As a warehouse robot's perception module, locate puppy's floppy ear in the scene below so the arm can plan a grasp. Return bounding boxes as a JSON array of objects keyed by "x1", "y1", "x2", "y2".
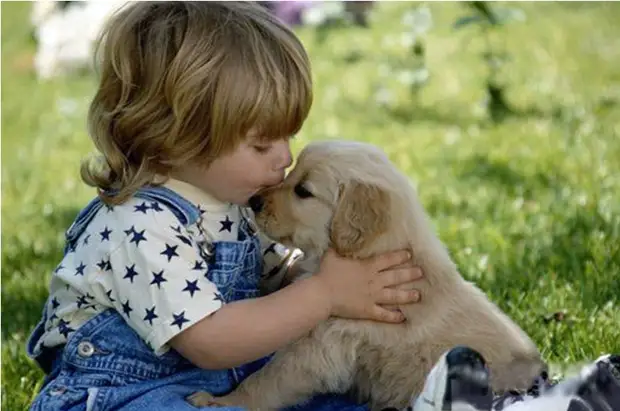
[{"x1": 330, "y1": 181, "x2": 390, "y2": 257}]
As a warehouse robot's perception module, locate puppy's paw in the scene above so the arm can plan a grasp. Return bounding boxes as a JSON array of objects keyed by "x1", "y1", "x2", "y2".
[
  {"x1": 187, "y1": 391, "x2": 224, "y2": 407},
  {"x1": 188, "y1": 391, "x2": 256, "y2": 409}
]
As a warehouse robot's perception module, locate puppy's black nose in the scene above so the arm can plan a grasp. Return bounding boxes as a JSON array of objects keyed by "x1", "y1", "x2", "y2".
[{"x1": 248, "y1": 195, "x2": 264, "y2": 213}]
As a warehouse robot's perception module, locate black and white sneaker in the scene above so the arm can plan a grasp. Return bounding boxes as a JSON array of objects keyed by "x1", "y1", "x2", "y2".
[
  {"x1": 410, "y1": 349, "x2": 620, "y2": 411},
  {"x1": 491, "y1": 370, "x2": 556, "y2": 410},
  {"x1": 562, "y1": 354, "x2": 620, "y2": 411},
  {"x1": 501, "y1": 353, "x2": 620, "y2": 411},
  {"x1": 412, "y1": 346, "x2": 493, "y2": 411}
]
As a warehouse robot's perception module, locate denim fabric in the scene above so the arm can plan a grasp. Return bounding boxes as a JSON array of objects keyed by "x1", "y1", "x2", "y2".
[{"x1": 27, "y1": 186, "x2": 369, "y2": 411}]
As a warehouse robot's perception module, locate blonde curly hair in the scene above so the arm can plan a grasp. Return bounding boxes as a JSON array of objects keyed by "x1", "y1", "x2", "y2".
[{"x1": 82, "y1": 1, "x2": 313, "y2": 205}]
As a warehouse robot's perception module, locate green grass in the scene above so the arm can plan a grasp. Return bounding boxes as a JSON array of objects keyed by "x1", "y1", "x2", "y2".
[{"x1": 2, "y1": 1, "x2": 620, "y2": 409}]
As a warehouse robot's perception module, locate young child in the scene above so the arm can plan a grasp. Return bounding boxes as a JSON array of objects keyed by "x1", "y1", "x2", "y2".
[{"x1": 25, "y1": 2, "x2": 424, "y2": 410}]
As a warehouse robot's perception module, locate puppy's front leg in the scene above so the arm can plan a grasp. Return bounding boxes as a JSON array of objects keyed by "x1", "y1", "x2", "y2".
[{"x1": 189, "y1": 333, "x2": 356, "y2": 411}]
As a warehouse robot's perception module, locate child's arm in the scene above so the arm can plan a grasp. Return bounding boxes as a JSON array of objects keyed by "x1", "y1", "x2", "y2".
[
  {"x1": 170, "y1": 273, "x2": 330, "y2": 369},
  {"x1": 169, "y1": 249, "x2": 422, "y2": 370},
  {"x1": 103, "y1": 207, "x2": 422, "y2": 371}
]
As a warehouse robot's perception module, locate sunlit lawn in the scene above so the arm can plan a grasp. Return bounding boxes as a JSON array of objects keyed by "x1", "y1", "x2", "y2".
[{"x1": 2, "y1": 2, "x2": 619, "y2": 410}]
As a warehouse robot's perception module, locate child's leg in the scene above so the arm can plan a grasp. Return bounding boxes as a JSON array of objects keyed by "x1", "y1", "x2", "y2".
[
  {"x1": 491, "y1": 370, "x2": 556, "y2": 410},
  {"x1": 109, "y1": 383, "x2": 247, "y2": 411},
  {"x1": 29, "y1": 371, "x2": 247, "y2": 411}
]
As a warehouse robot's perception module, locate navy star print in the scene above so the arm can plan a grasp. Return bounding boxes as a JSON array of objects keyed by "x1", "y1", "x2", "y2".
[
  {"x1": 160, "y1": 244, "x2": 179, "y2": 262},
  {"x1": 143, "y1": 306, "x2": 158, "y2": 325},
  {"x1": 75, "y1": 262, "x2": 86, "y2": 276},
  {"x1": 213, "y1": 292, "x2": 225, "y2": 303},
  {"x1": 106, "y1": 289, "x2": 116, "y2": 303},
  {"x1": 219, "y1": 215, "x2": 233, "y2": 232},
  {"x1": 182, "y1": 279, "x2": 201, "y2": 297},
  {"x1": 124, "y1": 264, "x2": 139, "y2": 283},
  {"x1": 97, "y1": 259, "x2": 112, "y2": 271},
  {"x1": 129, "y1": 228, "x2": 147, "y2": 246},
  {"x1": 51, "y1": 297, "x2": 60, "y2": 309},
  {"x1": 58, "y1": 319, "x2": 74, "y2": 338},
  {"x1": 171, "y1": 311, "x2": 190, "y2": 329},
  {"x1": 176, "y1": 234, "x2": 192, "y2": 247},
  {"x1": 134, "y1": 202, "x2": 149, "y2": 214},
  {"x1": 99, "y1": 226, "x2": 112, "y2": 241},
  {"x1": 150, "y1": 270, "x2": 167, "y2": 288},
  {"x1": 150, "y1": 202, "x2": 163, "y2": 212},
  {"x1": 76, "y1": 295, "x2": 91, "y2": 309},
  {"x1": 121, "y1": 299, "x2": 133, "y2": 317}
]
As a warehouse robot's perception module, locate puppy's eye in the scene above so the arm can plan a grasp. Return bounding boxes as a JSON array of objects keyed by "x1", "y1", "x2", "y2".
[{"x1": 294, "y1": 184, "x2": 314, "y2": 199}]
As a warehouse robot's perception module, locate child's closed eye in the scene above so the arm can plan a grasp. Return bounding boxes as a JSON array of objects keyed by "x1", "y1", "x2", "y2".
[{"x1": 253, "y1": 144, "x2": 272, "y2": 154}]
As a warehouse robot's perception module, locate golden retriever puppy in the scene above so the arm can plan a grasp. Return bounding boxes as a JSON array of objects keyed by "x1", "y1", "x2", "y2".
[{"x1": 188, "y1": 140, "x2": 545, "y2": 411}]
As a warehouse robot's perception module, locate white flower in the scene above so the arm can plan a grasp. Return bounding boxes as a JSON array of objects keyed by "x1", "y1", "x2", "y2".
[
  {"x1": 400, "y1": 32, "x2": 417, "y2": 49},
  {"x1": 374, "y1": 87, "x2": 394, "y2": 105},
  {"x1": 56, "y1": 98, "x2": 78, "y2": 116},
  {"x1": 302, "y1": 2, "x2": 345, "y2": 26},
  {"x1": 402, "y1": 5, "x2": 433, "y2": 35},
  {"x1": 478, "y1": 255, "x2": 489, "y2": 271},
  {"x1": 397, "y1": 68, "x2": 429, "y2": 86}
]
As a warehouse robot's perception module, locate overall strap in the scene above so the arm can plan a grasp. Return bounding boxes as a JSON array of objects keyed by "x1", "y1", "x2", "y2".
[
  {"x1": 64, "y1": 186, "x2": 202, "y2": 254},
  {"x1": 133, "y1": 186, "x2": 202, "y2": 226}
]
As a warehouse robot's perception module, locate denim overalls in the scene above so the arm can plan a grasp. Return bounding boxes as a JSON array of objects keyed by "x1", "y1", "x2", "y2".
[{"x1": 26, "y1": 186, "x2": 370, "y2": 411}]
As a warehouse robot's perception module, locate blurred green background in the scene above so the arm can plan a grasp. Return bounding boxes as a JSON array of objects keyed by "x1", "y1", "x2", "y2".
[{"x1": 2, "y1": 1, "x2": 620, "y2": 409}]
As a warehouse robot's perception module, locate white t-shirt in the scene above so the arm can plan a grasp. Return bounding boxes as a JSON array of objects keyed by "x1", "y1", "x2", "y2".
[{"x1": 33, "y1": 179, "x2": 292, "y2": 355}]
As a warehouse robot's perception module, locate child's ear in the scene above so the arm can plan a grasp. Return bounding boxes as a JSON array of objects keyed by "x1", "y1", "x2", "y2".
[{"x1": 329, "y1": 181, "x2": 390, "y2": 257}]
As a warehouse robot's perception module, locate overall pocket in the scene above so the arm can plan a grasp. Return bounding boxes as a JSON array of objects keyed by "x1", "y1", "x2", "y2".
[{"x1": 30, "y1": 375, "x2": 110, "y2": 411}]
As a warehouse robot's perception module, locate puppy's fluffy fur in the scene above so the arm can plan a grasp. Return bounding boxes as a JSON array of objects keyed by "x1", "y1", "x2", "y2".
[{"x1": 189, "y1": 141, "x2": 545, "y2": 411}]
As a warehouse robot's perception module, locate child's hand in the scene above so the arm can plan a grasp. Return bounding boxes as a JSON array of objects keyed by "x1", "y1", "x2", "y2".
[{"x1": 314, "y1": 249, "x2": 423, "y2": 323}]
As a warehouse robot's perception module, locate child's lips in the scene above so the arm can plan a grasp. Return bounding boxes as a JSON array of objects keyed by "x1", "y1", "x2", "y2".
[{"x1": 261, "y1": 178, "x2": 285, "y2": 191}]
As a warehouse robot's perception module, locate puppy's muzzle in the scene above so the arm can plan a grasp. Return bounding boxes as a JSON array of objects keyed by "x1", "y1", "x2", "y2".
[{"x1": 248, "y1": 194, "x2": 264, "y2": 213}]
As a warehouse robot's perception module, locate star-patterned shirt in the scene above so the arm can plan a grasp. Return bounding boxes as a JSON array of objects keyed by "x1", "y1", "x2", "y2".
[{"x1": 34, "y1": 178, "x2": 292, "y2": 356}]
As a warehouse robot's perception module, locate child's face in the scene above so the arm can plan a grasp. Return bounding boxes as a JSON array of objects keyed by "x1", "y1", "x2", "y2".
[{"x1": 176, "y1": 135, "x2": 293, "y2": 206}]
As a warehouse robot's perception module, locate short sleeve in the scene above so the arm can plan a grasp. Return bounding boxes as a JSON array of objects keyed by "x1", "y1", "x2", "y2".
[{"x1": 101, "y1": 209, "x2": 223, "y2": 355}]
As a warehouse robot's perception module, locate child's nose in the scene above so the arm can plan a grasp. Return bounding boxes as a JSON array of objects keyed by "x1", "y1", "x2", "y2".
[{"x1": 274, "y1": 141, "x2": 293, "y2": 171}]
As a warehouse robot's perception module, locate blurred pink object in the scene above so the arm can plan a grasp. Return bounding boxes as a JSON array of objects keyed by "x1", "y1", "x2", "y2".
[
  {"x1": 259, "y1": 1, "x2": 315, "y2": 26},
  {"x1": 259, "y1": 1, "x2": 374, "y2": 27}
]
